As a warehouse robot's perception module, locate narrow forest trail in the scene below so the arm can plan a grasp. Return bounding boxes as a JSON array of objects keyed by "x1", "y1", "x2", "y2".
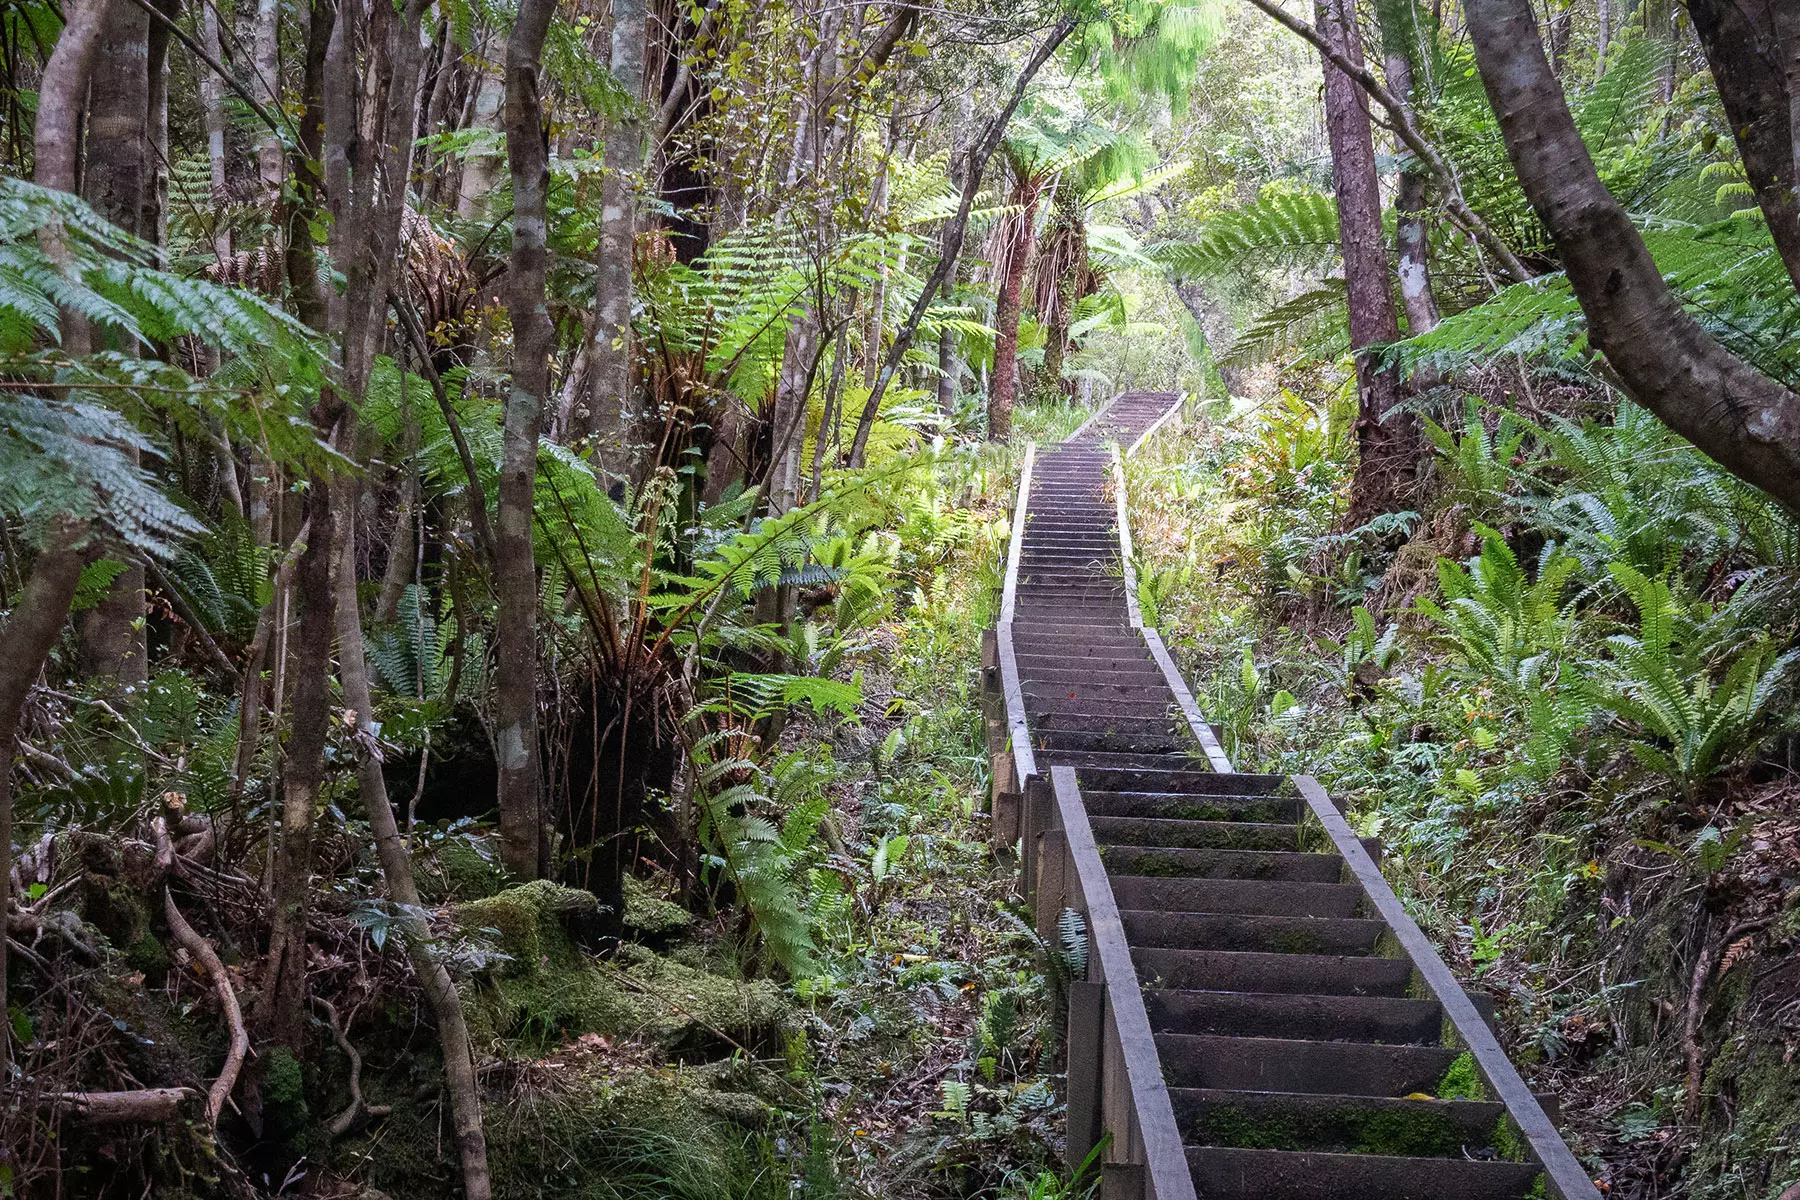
[{"x1": 989, "y1": 393, "x2": 1599, "y2": 1200}]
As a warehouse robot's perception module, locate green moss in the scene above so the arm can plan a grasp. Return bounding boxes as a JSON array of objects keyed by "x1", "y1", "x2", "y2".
[
  {"x1": 125, "y1": 930, "x2": 170, "y2": 977},
  {"x1": 262, "y1": 1046, "x2": 312, "y2": 1158},
  {"x1": 622, "y1": 875, "x2": 691, "y2": 936},
  {"x1": 1189, "y1": 1097, "x2": 1482, "y2": 1156},
  {"x1": 455, "y1": 883, "x2": 787, "y2": 1054},
  {"x1": 1687, "y1": 1036, "x2": 1800, "y2": 1198},
  {"x1": 1437, "y1": 1052, "x2": 1487, "y2": 1101},
  {"x1": 418, "y1": 838, "x2": 511, "y2": 901}
]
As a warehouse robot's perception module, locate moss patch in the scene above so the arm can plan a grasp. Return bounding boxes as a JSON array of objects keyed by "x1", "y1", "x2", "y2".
[
  {"x1": 1436, "y1": 1051, "x2": 1487, "y2": 1101},
  {"x1": 1189, "y1": 1096, "x2": 1485, "y2": 1157},
  {"x1": 622, "y1": 875, "x2": 691, "y2": 937},
  {"x1": 455, "y1": 882, "x2": 788, "y2": 1055}
]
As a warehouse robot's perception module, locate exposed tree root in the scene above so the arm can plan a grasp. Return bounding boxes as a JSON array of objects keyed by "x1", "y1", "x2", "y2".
[
  {"x1": 162, "y1": 883, "x2": 249, "y2": 1126},
  {"x1": 311, "y1": 996, "x2": 390, "y2": 1137}
]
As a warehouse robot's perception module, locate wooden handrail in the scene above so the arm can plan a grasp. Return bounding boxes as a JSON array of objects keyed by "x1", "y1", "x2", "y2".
[
  {"x1": 1066, "y1": 388, "x2": 1126, "y2": 441},
  {"x1": 1110, "y1": 435, "x2": 1233, "y2": 772},
  {"x1": 1127, "y1": 392, "x2": 1185, "y2": 456},
  {"x1": 1047, "y1": 766, "x2": 1197, "y2": 1200},
  {"x1": 995, "y1": 442, "x2": 1037, "y2": 786},
  {"x1": 1292, "y1": 777, "x2": 1602, "y2": 1200}
]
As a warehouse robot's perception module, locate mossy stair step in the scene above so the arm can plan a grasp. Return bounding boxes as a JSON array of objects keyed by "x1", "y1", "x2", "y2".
[
  {"x1": 1111, "y1": 876, "x2": 1363, "y2": 919},
  {"x1": 1173, "y1": 1089, "x2": 1509, "y2": 1158},
  {"x1": 1183, "y1": 1147, "x2": 1543, "y2": 1200},
  {"x1": 1144, "y1": 990, "x2": 1443, "y2": 1044},
  {"x1": 1083, "y1": 789, "x2": 1300, "y2": 823},
  {"x1": 1128, "y1": 947, "x2": 1412, "y2": 995},
  {"x1": 1155, "y1": 1034, "x2": 1461, "y2": 1096},
  {"x1": 1091, "y1": 816, "x2": 1301, "y2": 852},
  {"x1": 1124, "y1": 910, "x2": 1387, "y2": 955},
  {"x1": 1099, "y1": 845, "x2": 1342, "y2": 882}
]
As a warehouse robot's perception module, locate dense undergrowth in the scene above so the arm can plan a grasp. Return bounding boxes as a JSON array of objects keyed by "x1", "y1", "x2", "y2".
[
  {"x1": 6, "y1": 400, "x2": 1096, "y2": 1200},
  {"x1": 1125, "y1": 393, "x2": 1800, "y2": 1200}
]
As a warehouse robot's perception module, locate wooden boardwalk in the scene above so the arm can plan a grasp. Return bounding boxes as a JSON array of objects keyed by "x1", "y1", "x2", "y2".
[{"x1": 985, "y1": 392, "x2": 1599, "y2": 1200}]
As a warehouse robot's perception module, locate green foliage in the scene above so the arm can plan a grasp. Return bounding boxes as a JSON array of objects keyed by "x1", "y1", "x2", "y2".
[
  {"x1": 1150, "y1": 188, "x2": 1340, "y2": 279},
  {"x1": 1415, "y1": 527, "x2": 1579, "y2": 697},
  {"x1": 1584, "y1": 563, "x2": 1800, "y2": 789}
]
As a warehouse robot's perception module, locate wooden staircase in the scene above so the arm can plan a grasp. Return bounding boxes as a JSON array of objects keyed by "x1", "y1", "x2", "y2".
[{"x1": 982, "y1": 392, "x2": 1599, "y2": 1200}]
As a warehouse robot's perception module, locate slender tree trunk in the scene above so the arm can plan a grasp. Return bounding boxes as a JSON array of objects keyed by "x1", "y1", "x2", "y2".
[
  {"x1": 588, "y1": 0, "x2": 646, "y2": 469},
  {"x1": 1316, "y1": 0, "x2": 1418, "y2": 522},
  {"x1": 496, "y1": 0, "x2": 556, "y2": 878},
  {"x1": 263, "y1": 475, "x2": 334, "y2": 1049},
  {"x1": 988, "y1": 183, "x2": 1038, "y2": 441},
  {"x1": 78, "y1": 0, "x2": 152, "y2": 689},
  {"x1": 457, "y1": 40, "x2": 506, "y2": 218},
  {"x1": 1376, "y1": 0, "x2": 1440, "y2": 335},
  {"x1": 1596, "y1": 0, "x2": 1611, "y2": 75},
  {"x1": 331, "y1": 461, "x2": 492, "y2": 1200},
  {"x1": 1464, "y1": 0, "x2": 1800, "y2": 511},
  {"x1": 200, "y1": 0, "x2": 231, "y2": 260},
  {"x1": 10, "y1": 37, "x2": 115, "y2": 1048},
  {"x1": 252, "y1": 0, "x2": 283, "y2": 211},
  {"x1": 1685, "y1": 0, "x2": 1800, "y2": 300}
]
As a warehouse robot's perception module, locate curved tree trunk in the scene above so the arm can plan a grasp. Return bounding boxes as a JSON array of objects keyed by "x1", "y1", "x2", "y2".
[
  {"x1": 1685, "y1": 0, "x2": 1800, "y2": 300},
  {"x1": 496, "y1": 0, "x2": 557, "y2": 878},
  {"x1": 1464, "y1": 0, "x2": 1800, "y2": 511}
]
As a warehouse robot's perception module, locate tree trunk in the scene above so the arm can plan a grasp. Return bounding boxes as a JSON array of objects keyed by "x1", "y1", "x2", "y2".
[
  {"x1": 1685, "y1": 0, "x2": 1800, "y2": 300},
  {"x1": 331, "y1": 462, "x2": 492, "y2": 1200},
  {"x1": 456, "y1": 43, "x2": 506, "y2": 218},
  {"x1": 251, "y1": 0, "x2": 283, "y2": 211},
  {"x1": 988, "y1": 180, "x2": 1039, "y2": 442},
  {"x1": 1464, "y1": 0, "x2": 1800, "y2": 511},
  {"x1": 1375, "y1": 0, "x2": 1439, "y2": 335},
  {"x1": 78, "y1": 0, "x2": 152, "y2": 689},
  {"x1": 588, "y1": 0, "x2": 646, "y2": 469},
  {"x1": 263, "y1": 475, "x2": 334, "y2": 1049},
  {"x1": 496, "y1": 0, "x2": 557, "y2": 879},
  {"x1": 200, "y1": 0, "x2": 231, "y2": 260},
  {"x1": 9, "y1": 26, "x2": 114, "y2": 1057},
  {"x1": 1316, "y1": 0, "x2": 1418, "y2": 522}
]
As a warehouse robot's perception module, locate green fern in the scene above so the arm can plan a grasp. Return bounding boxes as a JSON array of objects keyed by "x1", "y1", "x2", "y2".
[{"x1": 1585, "y1": 563, "x2": 1800, "y2": 789}]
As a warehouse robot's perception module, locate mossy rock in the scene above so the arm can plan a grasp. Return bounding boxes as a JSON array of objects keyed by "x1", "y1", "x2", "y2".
[
  {"x1": 622, "y1": 874, "x2": 691, "y2": 938},
  {"x1": 1689, "y1": 1036, "x2": 1800, "y2": 1197},
  {"x1": 455, "y1": 883, "x2": 788, "y2": 1055},
  {"x1": 417, "y1": 837, "x2": 511, "y2": 902}
]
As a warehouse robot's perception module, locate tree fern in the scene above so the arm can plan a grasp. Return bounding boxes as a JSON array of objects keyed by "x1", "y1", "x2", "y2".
[{"x1": 1149, "y1": 188, "x2": 1340, "y2": 279}]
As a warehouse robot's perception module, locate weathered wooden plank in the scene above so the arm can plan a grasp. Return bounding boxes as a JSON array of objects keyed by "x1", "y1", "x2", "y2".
[
  {"x1": 1292, "y1": 775, "x2": 1601, "y2": 1200},
  {"x1": 1051, "y1": 766, "x2": 1197, "y2": 1200}
]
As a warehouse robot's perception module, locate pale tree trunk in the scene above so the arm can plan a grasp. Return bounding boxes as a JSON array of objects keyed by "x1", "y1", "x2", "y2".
[
  {"x1": 1316, "y1": 0, "x2": 1418, "y2": 523},
  {"x1": 1685, "y1": 0, "x2": 1800, "y2": 300},
  {"x1": 78, "y1": 0, "x2": 152, "y2": 690},
  {"x1": 1464, "y1": 0, "x2": 1800, "y2": 511},
  {"x1": 587, "y1": 0, "x2": 646, "y2": 470},
  {"x1": 495, "y1": 0, "x2": 557, "y2": 879},
  {"x1": 1375, "y1": 0, "x2": 1439, "y2": 335},
  {"x1": 7, "y1": 18, "x2": 111, "y2": 1056},
  {"x1": 1596, "y1": 0, "x2": 1610, "y2": 75},
  {"x1": 252, "y1": 0, "x2": 283, "y2": 210},
  {"x1": 457, "y1": 40, "x2": 506, "y2": 218},
  {"x1": 200, "y1": 0, "x2": 231, "y2": 259}
]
